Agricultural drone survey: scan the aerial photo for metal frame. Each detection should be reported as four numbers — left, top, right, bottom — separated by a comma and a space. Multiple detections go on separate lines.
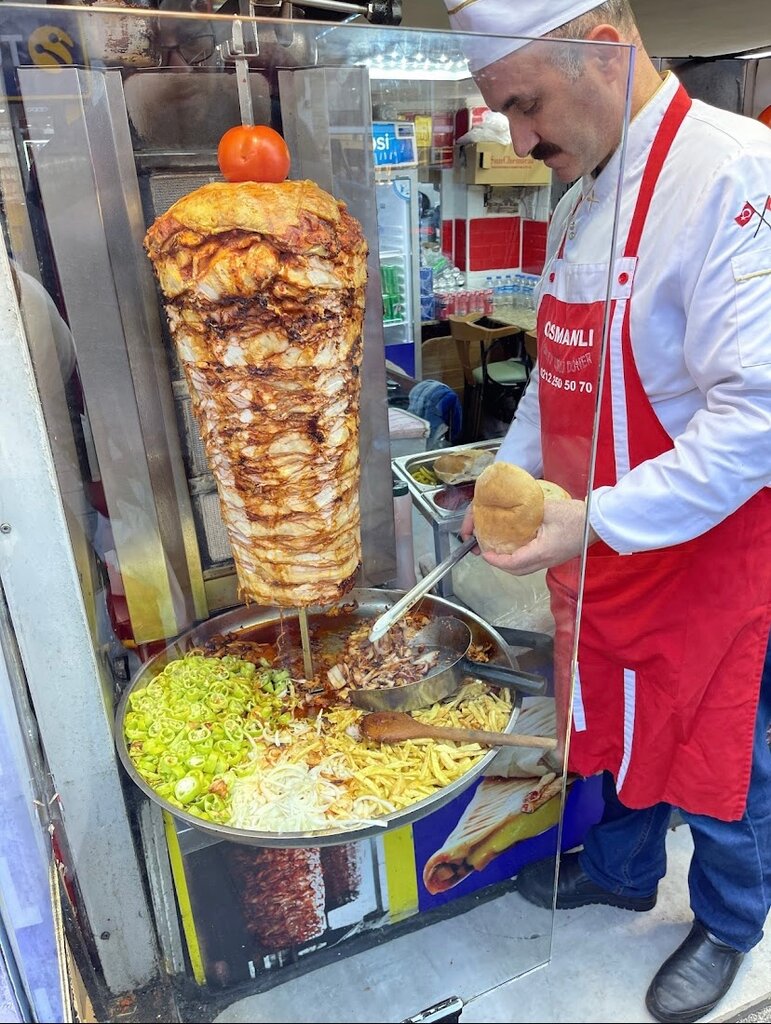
0, 238, 160, 992
248, 0, 402, 23
18, 65, 208, 645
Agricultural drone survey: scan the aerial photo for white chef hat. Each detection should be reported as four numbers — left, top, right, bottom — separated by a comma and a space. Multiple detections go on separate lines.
445, 0, 606, 72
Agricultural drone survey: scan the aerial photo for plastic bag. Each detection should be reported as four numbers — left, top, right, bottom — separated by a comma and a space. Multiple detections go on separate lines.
455, 110, 512, 146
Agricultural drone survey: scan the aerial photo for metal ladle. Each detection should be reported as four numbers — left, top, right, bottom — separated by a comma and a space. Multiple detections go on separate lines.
350, 615, 546, 713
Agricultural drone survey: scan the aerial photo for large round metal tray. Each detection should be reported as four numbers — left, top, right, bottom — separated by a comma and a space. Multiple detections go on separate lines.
114, 588, 523, 848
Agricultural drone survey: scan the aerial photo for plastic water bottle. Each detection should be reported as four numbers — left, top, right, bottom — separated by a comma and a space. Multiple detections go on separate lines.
494, 275, 504, 311
522, 274, 536, 310
483, 276, 495, 315
503, 274, 515, 310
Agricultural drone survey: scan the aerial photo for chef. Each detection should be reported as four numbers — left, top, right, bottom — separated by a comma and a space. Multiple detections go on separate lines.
449, 2, 771, 1021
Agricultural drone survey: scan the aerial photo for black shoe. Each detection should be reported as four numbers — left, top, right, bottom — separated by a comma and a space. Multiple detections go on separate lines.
516, 851, 658, 911
645, 922, 745, 1023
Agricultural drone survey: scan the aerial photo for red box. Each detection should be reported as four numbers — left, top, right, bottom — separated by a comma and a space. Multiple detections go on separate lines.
454, 105, 490, 140
431, 111, 455, 148
431, 146, 453, 167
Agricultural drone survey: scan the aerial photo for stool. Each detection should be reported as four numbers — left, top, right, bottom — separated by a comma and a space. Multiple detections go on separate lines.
449, 316, 530, 441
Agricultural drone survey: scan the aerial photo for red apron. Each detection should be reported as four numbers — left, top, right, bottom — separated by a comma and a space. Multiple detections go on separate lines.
539, 85, 771, 821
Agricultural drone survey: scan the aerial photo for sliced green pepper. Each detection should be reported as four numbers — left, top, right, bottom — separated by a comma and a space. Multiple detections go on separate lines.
174, 774, 204, 805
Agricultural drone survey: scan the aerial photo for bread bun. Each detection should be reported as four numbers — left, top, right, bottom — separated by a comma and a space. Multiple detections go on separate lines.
433, 449, 494, 485
472, 463, 544, 554
537, 479, 571, 502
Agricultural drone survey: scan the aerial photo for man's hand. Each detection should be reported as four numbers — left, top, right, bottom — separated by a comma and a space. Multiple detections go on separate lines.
480, 499, 598, 576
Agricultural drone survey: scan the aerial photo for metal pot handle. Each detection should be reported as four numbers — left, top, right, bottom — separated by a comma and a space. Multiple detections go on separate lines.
458, 657, 547, 697
494, 626, 553, 652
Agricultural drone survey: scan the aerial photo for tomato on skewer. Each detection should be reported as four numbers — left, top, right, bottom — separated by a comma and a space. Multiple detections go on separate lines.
217, 124, 291, 183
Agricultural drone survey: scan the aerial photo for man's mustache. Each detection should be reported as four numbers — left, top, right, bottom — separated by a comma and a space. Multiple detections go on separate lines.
531, 143, 561, 161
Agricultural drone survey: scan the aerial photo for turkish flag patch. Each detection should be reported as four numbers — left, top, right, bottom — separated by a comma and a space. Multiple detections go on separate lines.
735, 201, 757, 227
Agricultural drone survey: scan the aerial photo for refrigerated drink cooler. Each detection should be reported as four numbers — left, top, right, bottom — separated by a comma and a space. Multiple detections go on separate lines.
0, 6, 632, 1022
377, 169, 422, 378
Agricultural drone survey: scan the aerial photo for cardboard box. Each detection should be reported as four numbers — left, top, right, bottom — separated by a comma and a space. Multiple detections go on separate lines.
421, 334, 466, 397
460, 143, 551, 186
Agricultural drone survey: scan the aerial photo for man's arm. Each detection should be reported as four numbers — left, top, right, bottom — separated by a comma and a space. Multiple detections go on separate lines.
590, 144, 771, 554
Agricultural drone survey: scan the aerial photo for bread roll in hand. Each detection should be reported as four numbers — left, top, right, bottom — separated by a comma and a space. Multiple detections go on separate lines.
472, 463, 545, 554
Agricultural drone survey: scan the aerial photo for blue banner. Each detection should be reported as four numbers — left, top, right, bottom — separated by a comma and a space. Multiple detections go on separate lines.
372, 121, 417, 168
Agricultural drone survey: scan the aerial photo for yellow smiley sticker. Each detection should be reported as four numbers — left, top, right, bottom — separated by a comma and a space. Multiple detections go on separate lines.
28, 26, 76, 67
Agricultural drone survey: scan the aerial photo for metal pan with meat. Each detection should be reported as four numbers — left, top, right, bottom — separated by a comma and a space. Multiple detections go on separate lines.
115, 589, 551, 848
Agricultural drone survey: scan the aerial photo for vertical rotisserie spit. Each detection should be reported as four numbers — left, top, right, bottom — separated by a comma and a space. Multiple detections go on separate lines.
144, 180, 368, 607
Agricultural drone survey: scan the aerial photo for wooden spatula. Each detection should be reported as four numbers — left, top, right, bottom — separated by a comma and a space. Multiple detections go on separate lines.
359, 710, 558, 750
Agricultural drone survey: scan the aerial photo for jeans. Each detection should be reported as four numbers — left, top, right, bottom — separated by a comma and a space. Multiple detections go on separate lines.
578, 633, 771, 953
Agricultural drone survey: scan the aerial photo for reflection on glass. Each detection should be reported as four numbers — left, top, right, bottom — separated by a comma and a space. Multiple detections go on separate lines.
0, 6, 631, 1021
160, 32, 216, 67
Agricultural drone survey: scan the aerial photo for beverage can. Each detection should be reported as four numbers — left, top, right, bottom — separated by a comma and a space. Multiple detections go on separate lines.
382, 265, 397, 295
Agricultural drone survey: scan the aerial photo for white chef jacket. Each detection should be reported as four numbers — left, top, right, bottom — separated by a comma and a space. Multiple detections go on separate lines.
497, 72, 771, 554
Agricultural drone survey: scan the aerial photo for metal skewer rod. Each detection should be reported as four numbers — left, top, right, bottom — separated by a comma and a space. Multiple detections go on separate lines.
298, 607, 314, 679
232, 21, 255, 126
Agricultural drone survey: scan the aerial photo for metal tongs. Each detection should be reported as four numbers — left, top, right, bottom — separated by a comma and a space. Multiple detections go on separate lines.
367, 536, 477, 643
